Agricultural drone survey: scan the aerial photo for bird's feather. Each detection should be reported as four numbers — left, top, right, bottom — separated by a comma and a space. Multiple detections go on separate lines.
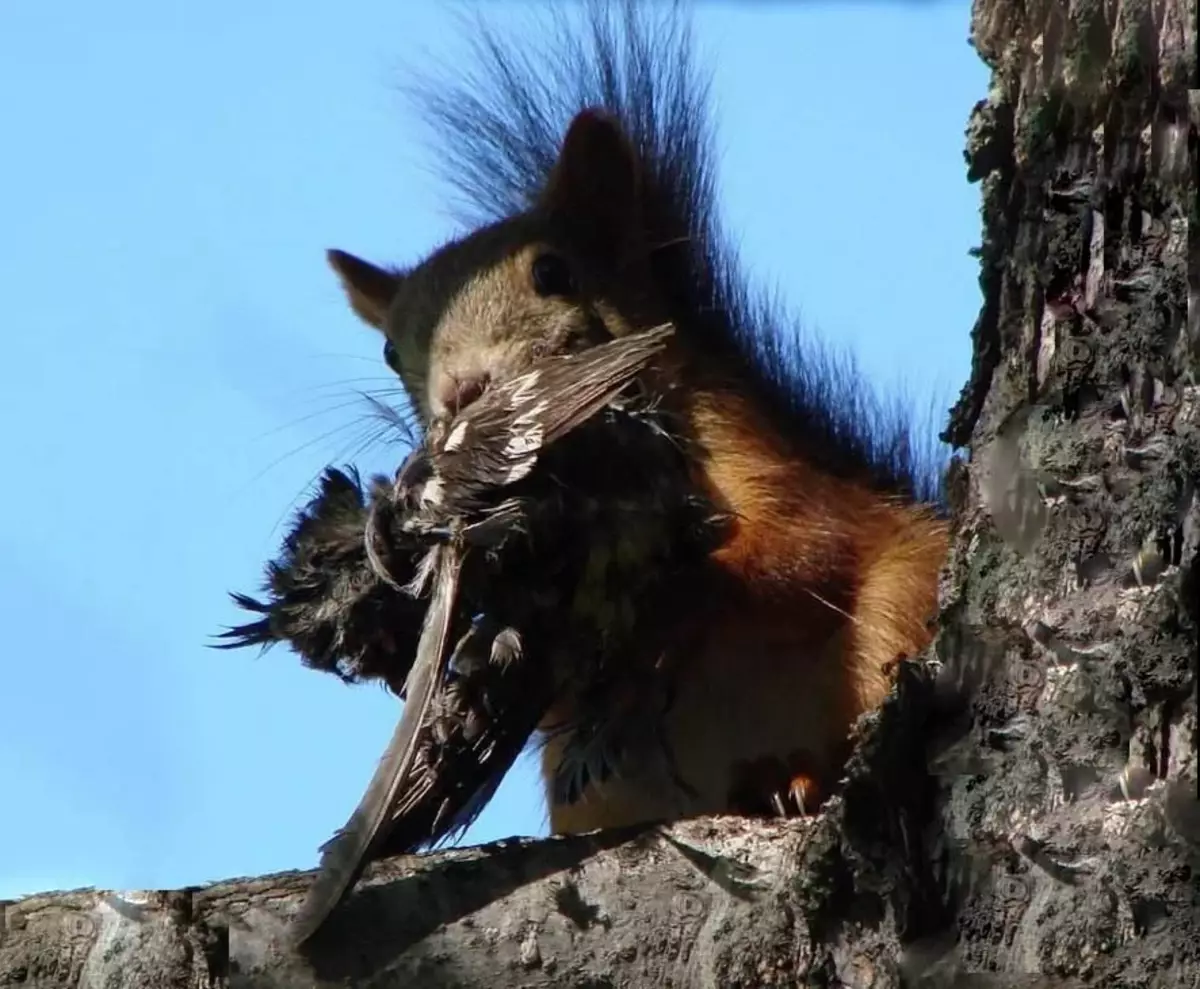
288, 545, 461, 946
223, 324, 704, 945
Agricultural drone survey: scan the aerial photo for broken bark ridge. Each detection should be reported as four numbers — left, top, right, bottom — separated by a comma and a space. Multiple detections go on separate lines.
1, 0, 1195, 986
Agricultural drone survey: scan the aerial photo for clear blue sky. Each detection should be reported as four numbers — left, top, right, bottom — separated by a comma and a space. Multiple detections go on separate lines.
0, 1, 989, 899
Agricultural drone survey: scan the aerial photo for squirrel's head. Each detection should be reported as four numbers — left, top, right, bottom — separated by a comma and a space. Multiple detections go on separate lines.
327, 110, 667, 423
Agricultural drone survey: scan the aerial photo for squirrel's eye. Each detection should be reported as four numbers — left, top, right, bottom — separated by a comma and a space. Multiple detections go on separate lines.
382, 339, 401, 374
531, 252, 576, 297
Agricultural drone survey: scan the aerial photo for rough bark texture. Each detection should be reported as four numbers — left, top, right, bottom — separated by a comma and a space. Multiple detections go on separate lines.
3, 0, 1196, 986
0, 645, 943, 988
932, 0, 1198, 985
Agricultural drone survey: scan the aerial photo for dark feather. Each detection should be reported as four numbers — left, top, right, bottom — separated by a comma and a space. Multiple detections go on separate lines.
288, 546, 461, 947
213, 467, 427, 694
405, 322, 676, 520
281, 325, 682, 944
370, 621, 550, 858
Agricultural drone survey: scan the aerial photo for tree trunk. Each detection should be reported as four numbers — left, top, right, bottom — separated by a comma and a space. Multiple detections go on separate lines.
930, 0, 1199, 986
2, 0, 1195, 986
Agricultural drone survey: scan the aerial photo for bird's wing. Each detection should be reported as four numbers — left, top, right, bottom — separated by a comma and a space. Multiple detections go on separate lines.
434, 323, 675, 495
516, 322, 675, 445
370, 624, 553, 859
282, 324, 677, 943
288, 544, 462, 946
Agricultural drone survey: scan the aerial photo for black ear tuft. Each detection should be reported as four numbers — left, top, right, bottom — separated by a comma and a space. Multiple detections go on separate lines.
541, 109, 641, 260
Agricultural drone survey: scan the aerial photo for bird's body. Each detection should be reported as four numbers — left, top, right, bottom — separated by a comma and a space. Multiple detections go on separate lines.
224, 325, 729, 941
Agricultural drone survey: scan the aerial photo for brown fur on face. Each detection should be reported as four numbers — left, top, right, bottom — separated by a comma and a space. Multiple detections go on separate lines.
327, 110, 664, 422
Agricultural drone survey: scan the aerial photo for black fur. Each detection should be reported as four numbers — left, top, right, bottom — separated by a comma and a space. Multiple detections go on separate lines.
411, 0, 946, 503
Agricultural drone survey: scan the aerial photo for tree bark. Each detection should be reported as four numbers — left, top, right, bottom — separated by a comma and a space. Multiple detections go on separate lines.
0, 818, 836, 988
933, 0, 1199, 987
3, 0, 1196, 986
0, 650, 943, 989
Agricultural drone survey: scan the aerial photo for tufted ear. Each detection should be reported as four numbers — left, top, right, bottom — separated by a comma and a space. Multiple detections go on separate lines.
541, 109, 641, 261
326, 249, 402, 330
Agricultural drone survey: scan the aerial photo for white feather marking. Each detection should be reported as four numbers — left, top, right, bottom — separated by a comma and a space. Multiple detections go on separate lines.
522, 399, 549, 421
503, 423, 545, 458
508, 370, 540, 405
503, 455, 538, 486
443, 420, 469, 452
421, 477, 444, 508
402, 547, 439, 598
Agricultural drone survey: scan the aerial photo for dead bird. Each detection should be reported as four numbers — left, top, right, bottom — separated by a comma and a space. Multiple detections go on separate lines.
220, 324, 730, 943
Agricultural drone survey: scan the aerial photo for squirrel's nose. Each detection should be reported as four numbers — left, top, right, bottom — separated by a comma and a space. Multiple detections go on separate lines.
434, 372, 491, 417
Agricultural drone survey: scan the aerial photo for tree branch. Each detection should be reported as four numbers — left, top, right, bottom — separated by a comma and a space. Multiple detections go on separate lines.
0, 816, 867, 988
0, 656, 946, 989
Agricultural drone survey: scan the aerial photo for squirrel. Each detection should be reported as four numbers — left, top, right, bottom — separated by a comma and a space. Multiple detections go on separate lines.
322, 2, 949, 835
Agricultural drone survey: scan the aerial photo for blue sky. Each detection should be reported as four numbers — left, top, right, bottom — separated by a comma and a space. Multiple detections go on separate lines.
0, 1, 989, 899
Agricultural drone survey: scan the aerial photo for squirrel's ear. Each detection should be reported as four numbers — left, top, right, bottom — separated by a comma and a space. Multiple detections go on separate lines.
542, 109, 640, 258
326, 249, 401, 330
